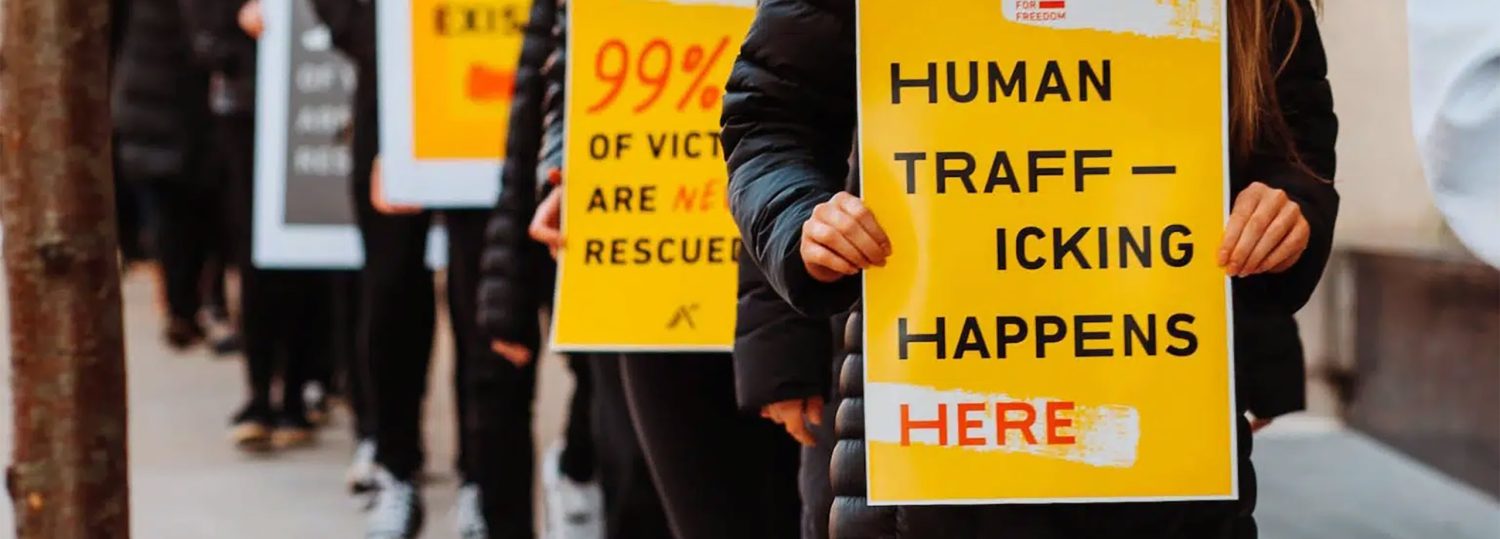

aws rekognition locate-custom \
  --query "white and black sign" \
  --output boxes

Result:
[255,0,445,268]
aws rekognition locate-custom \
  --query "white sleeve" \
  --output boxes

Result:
[1408,0,1500,267]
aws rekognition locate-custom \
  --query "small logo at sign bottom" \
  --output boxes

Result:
[667,304,700,330]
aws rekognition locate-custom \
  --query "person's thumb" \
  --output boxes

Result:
[806,396,825,426]
[490,340,533,367]
[783,410,812,446]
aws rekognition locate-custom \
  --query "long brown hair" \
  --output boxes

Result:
[1227,0,1312,161]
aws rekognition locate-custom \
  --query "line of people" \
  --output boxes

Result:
[109,0,1339,538]
[113,0,353,454]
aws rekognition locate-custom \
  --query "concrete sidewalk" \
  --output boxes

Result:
[1,272,1497,538]
[1,271,574,538]
[1256,417,1500,539]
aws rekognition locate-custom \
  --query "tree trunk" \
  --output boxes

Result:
[0,0,132,534]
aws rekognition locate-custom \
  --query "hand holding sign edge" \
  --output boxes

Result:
[370,156,423,215]
[800,192,892,283]
[1219,182,1310,277]
[530,169,565,258]
[238,0,263,39]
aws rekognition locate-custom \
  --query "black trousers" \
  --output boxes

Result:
[201,252,230,320]
[329,271,375,438]
[351,158,536,539]
[114,134,150,263]
[619,353,802,539]
[559,355,596,482]
[141,179,220,324]
[588,356,672,539]
[801,315,849,539]
[800,399,837,539]
[218,113,335,413]
[238,270,333,411]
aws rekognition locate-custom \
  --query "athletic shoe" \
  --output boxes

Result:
[542,442,604,539]
[304,383,331,427]
[270,408,315,450]
[454,483,488,539]
[208,330,242,356]
[367,468,424,539]
[228,402,273,452]
[348,438,379,494]
[164,317,204,351]
[202,312,241,355]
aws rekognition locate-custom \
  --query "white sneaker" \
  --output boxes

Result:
[543,442,604,539]
[455,483,488,539]
[201,313,241,355]
[348,438,378,494]
[367,468,423,539]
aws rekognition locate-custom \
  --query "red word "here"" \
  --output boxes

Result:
[899,400,1076,447]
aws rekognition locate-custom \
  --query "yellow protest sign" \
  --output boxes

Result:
[377,0,530,206]
[550,0,755,351]
[409,0,527,158]
[859,0,1236,503]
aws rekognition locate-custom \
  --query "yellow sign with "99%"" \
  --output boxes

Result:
[549,0,755,352]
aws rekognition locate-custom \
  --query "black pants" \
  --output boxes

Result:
[588,356,672,539]
[114,148,149,263]
[201,252,230,321]
[801,315,850,539]
[352,180,537,539]
[619,353,801,539]
[218,113,335,413]
[355,205,538,537]
[141,180,220,324]
[559,355,596,482]
[239,270,333,412]
[800,399,838,539]
[329,271,375,438]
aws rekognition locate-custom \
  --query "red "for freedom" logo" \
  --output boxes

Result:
[1015,0,1067,21]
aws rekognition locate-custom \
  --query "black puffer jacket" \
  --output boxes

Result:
[477,0,562,348]
[723,0,1337,536]
[733,250,836,411]
[188,0,258,115]
[536,0,567,180]
[112,0,213,182]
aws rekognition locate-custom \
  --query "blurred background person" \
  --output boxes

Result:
[112,0,219,350]
[479,0,670,537]
[311,0,543,537]
[185,0,334,452]
[112,0,149,268]
[524,2,803,536]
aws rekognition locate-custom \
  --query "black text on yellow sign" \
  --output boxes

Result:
[858,0,1236,504]
[550,0,754,351]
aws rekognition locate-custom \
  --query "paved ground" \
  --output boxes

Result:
[1,272,1497,538]
[0,271,574,538]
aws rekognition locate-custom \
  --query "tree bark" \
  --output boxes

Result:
[0,0,132,534]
